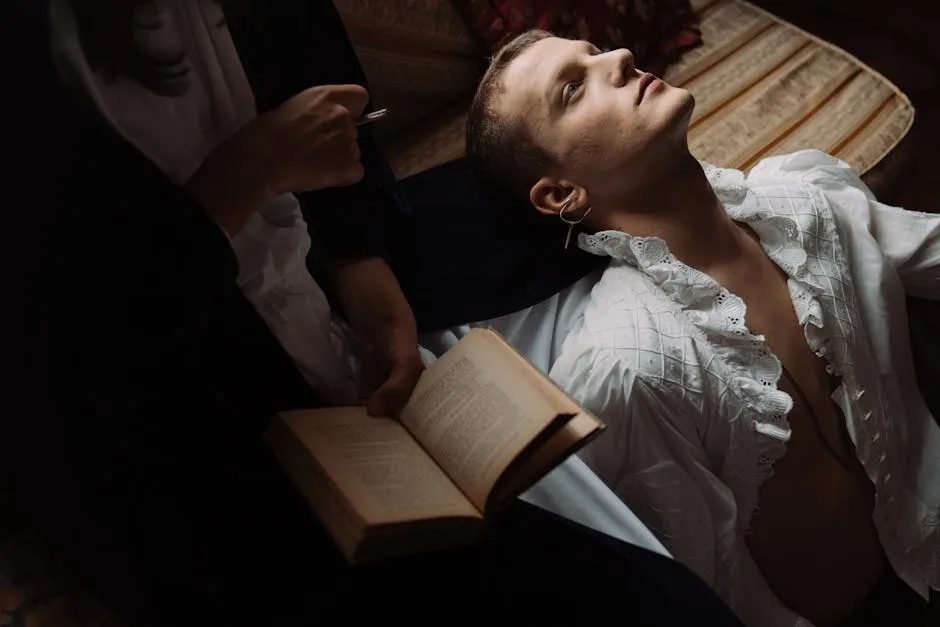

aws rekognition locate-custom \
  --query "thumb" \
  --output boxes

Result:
[325,84,369,117]
[365,364,422,418]
[365,377,409,418]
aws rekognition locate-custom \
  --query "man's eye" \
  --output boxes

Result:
[563,81,582,104]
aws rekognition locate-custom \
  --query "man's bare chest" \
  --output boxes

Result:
[713,248,856,470]
[717,252,884,623]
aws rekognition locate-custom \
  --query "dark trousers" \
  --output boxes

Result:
[26,433,743,627]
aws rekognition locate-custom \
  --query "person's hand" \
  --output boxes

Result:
[185,84,370,235]
[358,313,425,417]
[246,84,370,195]
[329,257,424,416]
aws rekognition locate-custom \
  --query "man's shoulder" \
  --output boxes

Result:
[583,262,683,328]
[711,151,846,230]
[558,263,698,370]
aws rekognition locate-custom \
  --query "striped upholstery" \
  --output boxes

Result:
[673,0,914,174]
[333,0,486,140]
[382,0,915,180]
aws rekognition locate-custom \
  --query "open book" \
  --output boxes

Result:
[265,328,605,564]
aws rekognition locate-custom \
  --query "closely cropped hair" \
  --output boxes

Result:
[466,29,555,212]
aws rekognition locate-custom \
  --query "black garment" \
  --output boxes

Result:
[401,158,607,331]
[228,0,607,332]
[3,2,738,627]
[51,436,744,627]
[838,569,937,627]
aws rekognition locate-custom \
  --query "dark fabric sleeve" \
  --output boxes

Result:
[297,123,409,264]
[227,0,413,267]
[291,0,409,265]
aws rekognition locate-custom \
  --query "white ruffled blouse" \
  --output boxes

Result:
[549,150,939,627]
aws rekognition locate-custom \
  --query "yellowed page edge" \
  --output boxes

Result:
[490,412,605,507]
[400,329,565,510]
[264,417,364,561]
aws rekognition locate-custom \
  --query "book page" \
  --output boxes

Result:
[275,408,480,526]
[265,417,366,561]
[475,328,586,415]
[400,329,562,511]
[489,412,604,507]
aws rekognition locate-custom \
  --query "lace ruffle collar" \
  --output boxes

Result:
[577,163,848,523]
[577,163,830,359]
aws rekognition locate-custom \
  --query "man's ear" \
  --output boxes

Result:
[530,177,589,217]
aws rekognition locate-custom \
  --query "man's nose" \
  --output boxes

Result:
[606,48,636,87]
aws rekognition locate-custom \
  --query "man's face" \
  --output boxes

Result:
[497,36,695,206]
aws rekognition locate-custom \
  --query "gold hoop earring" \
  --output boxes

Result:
[559,201,593,250]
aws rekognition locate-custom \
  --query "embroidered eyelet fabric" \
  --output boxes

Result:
[549,150,939,627]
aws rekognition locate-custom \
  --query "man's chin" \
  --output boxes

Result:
[672,87,695,113]
[667,90,696,132]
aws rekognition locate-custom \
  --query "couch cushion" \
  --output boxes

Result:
[669,0,915,175]
[384,0,915,182]
[334,0,488,139]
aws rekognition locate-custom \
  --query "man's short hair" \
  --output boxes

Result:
[466,29,555,212]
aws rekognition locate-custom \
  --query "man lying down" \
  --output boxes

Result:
[461,29,939,627]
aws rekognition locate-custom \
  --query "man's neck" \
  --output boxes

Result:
[601,154,750,272]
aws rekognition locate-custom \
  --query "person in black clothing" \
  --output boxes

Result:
[3,1,743,626]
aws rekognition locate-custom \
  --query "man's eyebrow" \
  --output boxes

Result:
[582,40,601,55]
[543,41,599,109]
[543,64,561,110]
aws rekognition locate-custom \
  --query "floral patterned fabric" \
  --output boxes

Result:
[450,0,703,74]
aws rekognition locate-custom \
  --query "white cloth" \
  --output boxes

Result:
[550,150,939,627]
[49,0,358,404]
[419,269,601,374]
[420,270,671,557]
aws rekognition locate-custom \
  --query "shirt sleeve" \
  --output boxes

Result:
[225,0,413,276]
[550,346,805,627]
[297,120,410,264]
[753,150,939,299]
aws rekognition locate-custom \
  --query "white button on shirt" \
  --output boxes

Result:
[550,150,939,627]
